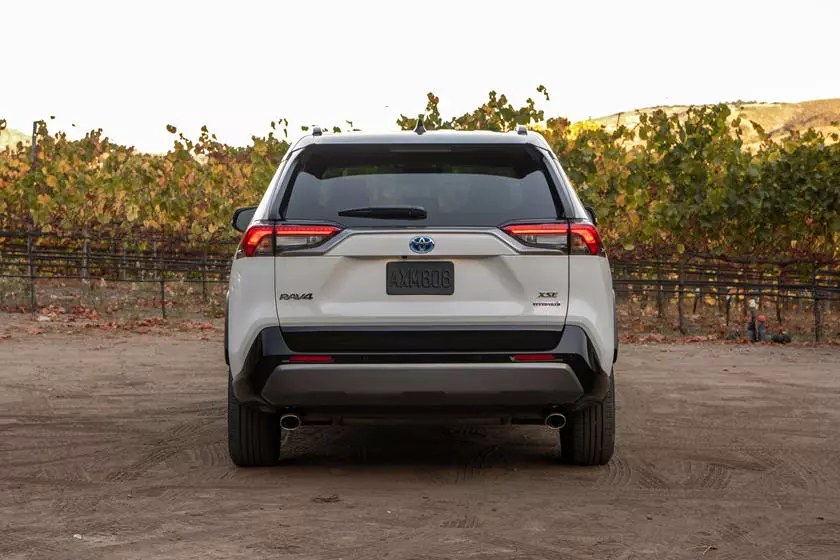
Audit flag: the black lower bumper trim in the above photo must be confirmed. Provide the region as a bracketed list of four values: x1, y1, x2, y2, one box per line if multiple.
[261, 362, 583, 407]
[280, 325, 562, 353]
[232, 324, 610, 410]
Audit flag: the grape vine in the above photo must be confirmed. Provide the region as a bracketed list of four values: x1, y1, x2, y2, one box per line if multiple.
[1, 89, 838, 263]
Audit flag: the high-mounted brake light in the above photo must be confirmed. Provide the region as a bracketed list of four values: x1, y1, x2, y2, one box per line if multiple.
[274, 224, 341, 251]
[501, 223, 603, 255]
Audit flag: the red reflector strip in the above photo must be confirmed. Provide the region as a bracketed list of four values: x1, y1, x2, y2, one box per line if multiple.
[289, 355, 333, 363]
[503, 224, 569, 235]
[275, 225, 341, 236]
[512, 354, 556, 362]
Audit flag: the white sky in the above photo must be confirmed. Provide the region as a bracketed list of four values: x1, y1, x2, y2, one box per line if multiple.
[3, 0, 838, 153]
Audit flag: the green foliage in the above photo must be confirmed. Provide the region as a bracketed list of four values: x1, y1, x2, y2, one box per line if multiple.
[0, 121, 290, 240]
[1, 89, 838, 262]
[398, 88, 838, 262]
[397, 86, 549, 132]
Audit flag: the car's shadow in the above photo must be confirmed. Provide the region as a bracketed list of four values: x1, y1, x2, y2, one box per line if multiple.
[275, 425, 565, 471]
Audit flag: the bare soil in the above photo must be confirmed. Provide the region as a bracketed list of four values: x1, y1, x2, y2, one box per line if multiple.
[1, 316, 839, 559]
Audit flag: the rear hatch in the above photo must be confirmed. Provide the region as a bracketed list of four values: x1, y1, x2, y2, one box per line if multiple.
[272, 144, 570, 352]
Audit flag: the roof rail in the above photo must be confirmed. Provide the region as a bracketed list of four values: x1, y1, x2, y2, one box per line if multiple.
[516, 125, 527, 136]
[312, 126, 322, 137]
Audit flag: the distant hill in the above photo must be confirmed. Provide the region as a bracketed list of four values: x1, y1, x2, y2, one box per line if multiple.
[582, 98, 840, 148]
[0, 127, 30, 150]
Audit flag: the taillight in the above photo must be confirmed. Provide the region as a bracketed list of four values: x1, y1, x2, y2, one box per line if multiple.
[238, 224, 342, 257]
[502, 224, 568, 250]
[275, 225, 341, 251]
[240, 225, 275, 257]
[568, 223, 602, 256]
[501, 223, 603, 255]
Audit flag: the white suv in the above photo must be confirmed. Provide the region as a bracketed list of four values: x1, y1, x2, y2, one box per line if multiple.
[225, 125, 617, 467]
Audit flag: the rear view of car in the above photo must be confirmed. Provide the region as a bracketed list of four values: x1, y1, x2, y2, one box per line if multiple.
[226, 128, 616, 467]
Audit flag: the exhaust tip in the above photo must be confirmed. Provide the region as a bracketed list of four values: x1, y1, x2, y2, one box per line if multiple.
[280, 414, 302, 431]
[545, 413, 566, 430]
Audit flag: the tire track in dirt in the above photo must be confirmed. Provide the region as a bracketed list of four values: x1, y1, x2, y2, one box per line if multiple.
[685, 521, 757, 560]
[437, 495, 483, 529]
[736, 447, 828, 495]
[480, 533, 574, 559]
[440, 515, 480, 528]
[693, 462, 732, 490]
[783, 453, 832, 495]
[52, 485, 106, 515]
[594, 450, 633, 487]
[104, 419, 218, 482]
[787, 521, 840, 548]
[0, 531, 68, 559]
[455, 444, 503, 484]
[3, 447, 111, 470]
[184, 440, 230, 470]
[701, 519, 789, 560]
[632, 459, 673, 490]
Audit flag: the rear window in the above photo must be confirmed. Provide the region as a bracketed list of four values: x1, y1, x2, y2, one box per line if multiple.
[281, 145, 561, 227]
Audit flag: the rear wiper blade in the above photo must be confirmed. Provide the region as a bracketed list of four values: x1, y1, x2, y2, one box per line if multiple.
[337, 205, 427, 219]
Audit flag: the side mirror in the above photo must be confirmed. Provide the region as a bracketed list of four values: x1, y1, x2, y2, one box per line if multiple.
[232, 206, 257, 233]
[584, 205, 598, 226]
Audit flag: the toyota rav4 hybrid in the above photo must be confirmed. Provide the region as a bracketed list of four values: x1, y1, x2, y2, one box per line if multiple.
[225, 124, 617, 467]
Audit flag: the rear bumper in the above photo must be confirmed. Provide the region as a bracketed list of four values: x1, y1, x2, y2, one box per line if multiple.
[231, 324, 611, 412]
[261, 362, 583, 407]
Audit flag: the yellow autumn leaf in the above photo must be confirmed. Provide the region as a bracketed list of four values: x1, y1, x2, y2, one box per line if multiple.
[627, 209, 640, 227]
[37, 194, 52, 206]
[45, 175, 58, 188]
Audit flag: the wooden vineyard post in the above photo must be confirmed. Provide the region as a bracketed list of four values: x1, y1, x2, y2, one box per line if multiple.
[158, 240, 166, 320]
[812, 264, 820, 343]
[656, 262, 664, 319]
[201, 252, 208, 303]
[121, 242, 127, 281]
[27, 230, 37, 313]
[776, 266, 784, 325]
[82, 235, 89, 280]
[678, 260, 687, 335]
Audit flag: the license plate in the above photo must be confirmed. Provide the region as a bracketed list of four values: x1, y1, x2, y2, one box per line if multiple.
[386, 261, 454, 295]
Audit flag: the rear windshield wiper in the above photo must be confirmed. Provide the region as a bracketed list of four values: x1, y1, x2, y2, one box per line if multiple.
[337, 205, 427, 219]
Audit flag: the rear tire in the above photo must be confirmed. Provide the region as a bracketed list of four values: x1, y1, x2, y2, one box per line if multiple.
[227, 374, 281, 467]
[559, 372, 615, 466]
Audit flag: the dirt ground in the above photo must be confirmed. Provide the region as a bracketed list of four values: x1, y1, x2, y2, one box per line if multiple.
[1, 317, 839, 559]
